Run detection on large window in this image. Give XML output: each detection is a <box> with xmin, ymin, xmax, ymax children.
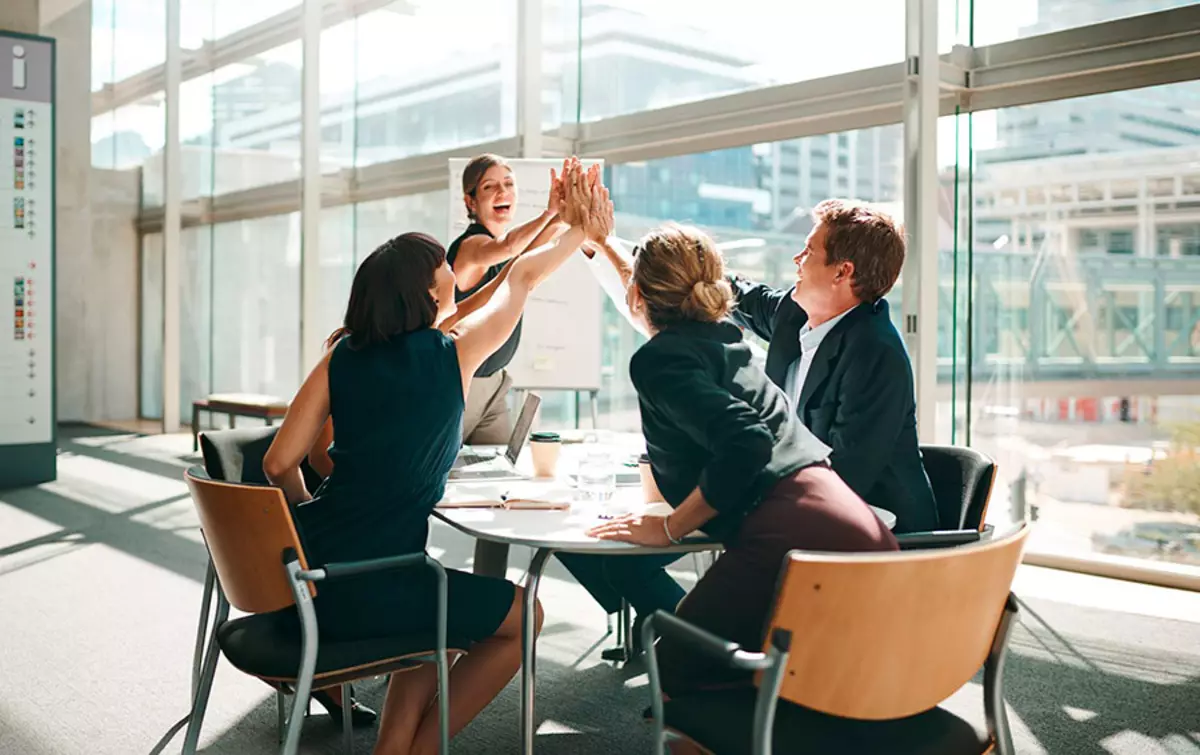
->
<box><xmin>545</xmin><ymin>0</ymin><xmax>907</xmax><ymax>126</ymax></box>
<box><xmin>117</xmin><ymin>0</ymin><xmax>1200</xmax><ymax>584</ymax></box>
<box><xmin>318</xmin><ymin>0</ymin><xmax>518</xmax><ymax>170</ymax></box>
<box><xmin>966</xmin><ymin>0</ymin><xmax>1199</xmax><ymax>46</ymax></box>
<box><xmin>92</xmin><ymin>0</ymin><xmax>166</xmax><ymax>91</ymax></box>
<box><xmin>210</xmin><ymin>215</ymin><xmax>302</xmax><ymax>401</ymax></box>
<box><xmin>600</xmin><ymin>127</ymin><xmax>904</xmax><ymax>430</ymax></box>
<box><xmin>182</xmin><ymin>0</ymin><xmax>301</xmax><ymax>48</ymax></box>
<box><xmin>939</xmin><ymin>82</ymin><xmax>1200</xmax><ymax>572</ymax></box>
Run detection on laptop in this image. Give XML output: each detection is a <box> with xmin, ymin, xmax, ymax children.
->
<box><xmin>449</xmin><ymin>392</ymin><xmax>542</xmax><ymax>481</ymax></box>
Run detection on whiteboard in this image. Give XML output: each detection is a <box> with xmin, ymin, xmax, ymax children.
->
<box><xmin>448</xmin><ymin>158</ymin><xmax>603</xmax><ymax>392</ymax></box>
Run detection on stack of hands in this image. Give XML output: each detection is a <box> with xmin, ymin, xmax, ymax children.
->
<box><xmin>549</xmin><ymin>157</ymin><xmax>615</xmax><ymax>246</ymax></box>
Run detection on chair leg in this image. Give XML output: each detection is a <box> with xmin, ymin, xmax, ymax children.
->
<box><xmin>283</xmin><ymin>561</ymin><xmax>320</xmax><ymax>755</ymax></box>
<box><xmin>192</xmin><ymin>560</ymin><xmax>215</xmax><ymax>697</ymax></box>
<box><xmin>181</xmin><ymin>592</ymin><xmax>229</xmax><ymax>755</ymax></box>
<box><xmin>985</xmin><ymin>595</ymin><xmax>1019</xmax><ymax>755</ymax></box>
<box><xmin>602</xmin><ymin>600</ymin><xmax>634</xmax><ymax>662</ymax></box>
<box><xmin>276</xmin><ymin>688</ymin><xmax>287</xmax><ymax>744</ymax></box>
<box><xmin>621</xmin><ymin>601</ymin><xmax>634</xmax><ymax>656</ymax></box>
<box><xmin>341</xmin><ymin>682</ymin><xmax>354</xmax><ymax>755</ymax></box>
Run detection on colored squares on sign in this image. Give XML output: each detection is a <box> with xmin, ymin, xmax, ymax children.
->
<box><xmin>14</xmin><ymin>109</ymin><xmax>24</xmax><ymax>128</ymax></box>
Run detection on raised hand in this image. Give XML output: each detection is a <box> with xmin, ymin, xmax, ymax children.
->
<box><xmin>546</xmin><ymin>159</ymin><xmax>567</xmax><ymax>216</ymax></box>
<box><xmin>558</xmin><ymin>157</ymin><xmax>588</xmax><ymax>227</ymax></box>
<box><xmin>582</xmin><ymin>183</ymin><xmax>613</xmax><ymax>243</ymax></box>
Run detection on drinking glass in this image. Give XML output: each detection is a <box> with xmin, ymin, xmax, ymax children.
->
<box><xmin>576</xmin><ymin>448</ymin><xmax>616</xmax><ymax>504</ymax></box>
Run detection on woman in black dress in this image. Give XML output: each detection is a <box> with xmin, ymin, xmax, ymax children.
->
<box><xmin>263</xmin><ymin>159</ymin><xmax>608</xmax><ymax>754</ymax></box>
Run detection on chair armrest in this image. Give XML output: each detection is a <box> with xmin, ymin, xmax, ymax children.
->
<box><xmin>642</xmin><ymin>611</ymin><xmax>792</xmax><ymax>755</ymax></box>
<box><xmin>895</xmin><ymin>529</ymin><xmax>982</xmax><ymax>550</ymax></box>
<box><xmin>644</xmin><ymin>611</ymin><xmax>788</xmax><ymax>671</ymax></box>
<box><xmin>285</xmin><ymin>550</ymin><xmax>438</xmax><ymax>583</ymax></box>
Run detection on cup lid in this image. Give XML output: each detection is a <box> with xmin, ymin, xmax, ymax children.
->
<box><xmin>530</xmin><ymin>431</ymin><xmax>561</xmax><ymax>442</ymax></box>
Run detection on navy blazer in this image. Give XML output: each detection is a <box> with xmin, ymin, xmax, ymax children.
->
<box><xmin>728</xmin><ymin>277</ymin><xmax>939</xmax><ymax>533</ymax></box>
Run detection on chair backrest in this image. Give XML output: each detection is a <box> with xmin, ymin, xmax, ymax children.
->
<box><xmin>920</xmin><ymin>444</ymin><xmax>997</xmax><ymax>531</ymax></box>
<box><xmin>200</xmin><ymin>426</ymin><xmax>279</xmax><ymax>483</ymax></box>
<box><xmin>184</xmin><ymin>466</ymin><xmax>314</xmax><ymax>614</ymax></box>
<box><xmin>200</xmin><ymin>425</ymin><xmax>324</xmax><ymax>491</ymax></box>
<box><xmin>764</xmin><ymin>522</ymin><xmax>1029</xmax><ymax>721</ymax></box>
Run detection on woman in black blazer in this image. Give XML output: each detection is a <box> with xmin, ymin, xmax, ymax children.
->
<box><xmin>584</xmin><ymin>224</ymin><xmax>898</xmax><ymax>694</ymax></box>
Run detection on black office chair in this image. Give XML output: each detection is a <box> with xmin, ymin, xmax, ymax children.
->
<box><xmin>199</xmin><ymin>425</ymin><xmax>324</xmax><ymax>491</ymax></box>
<box><xmin>895</xmin><ymin>445</ymin><xmax>997</xmax><ymax>551</ymax></box>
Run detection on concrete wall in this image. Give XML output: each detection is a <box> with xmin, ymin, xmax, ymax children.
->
<box><xmin>42</xmin><ymin>0</ymin><xmax>140</xmax><ymax>422</ymax></box>
<box><xmin>0</xmin><ymin>0</ymin><xmax>39</xmax><ymax>34</ymax></box>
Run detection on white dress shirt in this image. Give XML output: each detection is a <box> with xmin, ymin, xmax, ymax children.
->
<box><xmin>583</xmin><ymin>235</ymin><xmax>647</xmax><ymax>336</ymax></box>
<box><xmin>784</xmin><ymin>306</ymin><xmax>856</xmax><ymax>410</ymax></box>
<box><xmin>583</xmin><ymin>236</ymin><xmax>768</xmax><ymax>361</ymax></box>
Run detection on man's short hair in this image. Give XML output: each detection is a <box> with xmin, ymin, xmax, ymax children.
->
<box><xmin>812</xmin><ymin>199</ymin><xmax>906</xmax><ymax>302</ymax></box>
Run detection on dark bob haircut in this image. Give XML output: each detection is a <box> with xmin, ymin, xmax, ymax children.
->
<box><xmin>328</xmin><ymin>232</ymin><xmax>447</xmax><ymax>349</ymax></box>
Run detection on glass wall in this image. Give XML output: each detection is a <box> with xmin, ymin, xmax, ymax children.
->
<box><xmin>91</xmin><ymin>0</ymin><xmax>166</xmax><ymax>91</ymax></box>
<box><xmin>601</xmin><ymin>126</ymin><xmax>905</xmax><ymax>429</ymax></box>
<box><xmin>938</xmin><ymin>81</ymin><xmax>1200</xmax><ymax>569</ymax></box>
<box><xmin>210</xmin><ymin>214</ymin><xmax>302</xmax><ymax>400</ymax></box>
<box><xmin>545</xmin><ymin>0</ymin><xmax>906</xmax><ymax>126</ymax></box>
<box><xmin>111</xmin><ymin>0</ymin><xmax>1199</xmax><ymax>579</ymax></box>
<box><xmin>968</xmin><ymin>0</ymin><xmax>1198</xmax><ymax>46</ymax></box>
<box><xmin>318</xmin><ymin>0</ymin><xmax>518</xmax><ymax>170</ymax></box>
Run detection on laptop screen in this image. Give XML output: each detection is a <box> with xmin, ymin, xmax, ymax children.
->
<box><xmin>504</xmin><ymin>393</ymin><xmax>542</xmax><ymax>464</ymax></box>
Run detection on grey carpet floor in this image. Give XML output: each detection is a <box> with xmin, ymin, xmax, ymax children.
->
<box><xmin>0</xmin><ymin>424</ymin><xmax>1197</xmax><ymax>755</ymax></box>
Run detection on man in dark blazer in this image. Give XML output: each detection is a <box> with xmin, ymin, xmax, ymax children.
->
<box><xmin>728</xmin><ymin>199</ymin><xmax>939</xmax><ymax>533</ymax></box>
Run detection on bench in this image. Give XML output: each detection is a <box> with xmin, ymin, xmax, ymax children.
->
<box><xmin>192</xmin><ymin>393</ymin><xmax>289</xmax><ymax>451</ymax></box>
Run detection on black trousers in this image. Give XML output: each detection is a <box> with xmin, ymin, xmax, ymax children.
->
<box><xmin>556</xmin><ymin>552</ymin><xmax>687</xmax><ymax>617</ymax></box>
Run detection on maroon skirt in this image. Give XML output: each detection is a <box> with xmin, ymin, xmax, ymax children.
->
<box><xmin>658</xmin><ymin>463</ymin><xmax>898</xmax><ymax>696</ymax></box>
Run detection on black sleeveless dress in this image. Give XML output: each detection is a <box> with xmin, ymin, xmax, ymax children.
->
<box><xmin>447</xmin><ymin>222</ymin><xmax>521</xmax><ymax>377</ymax></box>
<box><xmin>293</xmin><ymin>329</ymin><xmax>515</xmax><ymax>641</ymax></box>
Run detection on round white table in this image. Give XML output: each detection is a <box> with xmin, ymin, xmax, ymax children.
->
<box><xmin>436</xmin><ymin>470</ymin><xmax>896</xmax><ymax>755</ymax></box>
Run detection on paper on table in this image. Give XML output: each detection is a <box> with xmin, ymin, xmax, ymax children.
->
<box><xmin>437</xmin><ymin>482</ymin><xmax>576</xmax><ymax>510</ymax></box>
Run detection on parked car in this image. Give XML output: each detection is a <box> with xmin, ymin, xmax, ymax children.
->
<box><xmin>1092</xmin><ymin>521</ymin><xmax>1200</xmax><ymax>564</ymax></box>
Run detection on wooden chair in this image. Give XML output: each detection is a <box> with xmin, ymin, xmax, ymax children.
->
<box><xmin>181</xmin><ymin>466</ymin><xmax>461</xmax><ymax>755</ymax></box>
<box><xmin>178</xmin><ymin>427</ymin><xmax>328</xmax><ymax>746</ymax></box>
<box><xmin>896</xmin><ymin>445</ymin><xmax>998</xmax><ymax>550</ymax></box>
<box><xmin>642</xmin><ymin>523</ymin><xmax>1030</xmax><ymax>755</ymax></box>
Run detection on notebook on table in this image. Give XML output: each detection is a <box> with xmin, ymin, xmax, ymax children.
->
<box><xmin>437</xmin><ymin>482</ymin><xmax>575</xmax><ymax>511</ymax></box>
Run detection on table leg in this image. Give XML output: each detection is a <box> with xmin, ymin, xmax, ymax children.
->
<box><xmin>521</xmin><ymin>548</ymin><xmax>553</xmax><ymax>755</ymax></box>
<box><xmin>472</xmin><ymin>540</ymin><xmax>511</xmax><ymax>578</ymax></box>
<box><xmin>192</xmin><ymin>405</ymin><xmax>200</xmax><ymax>452</ymax></box>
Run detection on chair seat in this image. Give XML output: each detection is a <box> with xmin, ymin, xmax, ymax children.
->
<box><xmin>664</xmin><ymin>687</ymin><xmax>991</xmax><ymax>755</ymax></box>
<box><xmin>217</xmin><ymin>608</ymin><xmax>470</xmax><ymax>681</ymax></box>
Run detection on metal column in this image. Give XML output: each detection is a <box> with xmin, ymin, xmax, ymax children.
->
<box><xmin>903</xmin><ymin>0</ymin><xmax>939</xmax><ymax>441</ymax></box>
<box><xmin>162</xmin><ymin>0</ymin><xmax>182</xmax><ymax>431</ymax></box>
<box><xmin>299</xmin><ymin>0</ymin><xmax>323</xmax><ymax>373</ymax></box>
<box><xmin>517</xmin><ymin>0</ymin><xmax>544</xmax><ymax>160</ymax></box>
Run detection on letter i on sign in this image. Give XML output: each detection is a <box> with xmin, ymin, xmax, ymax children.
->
<box><xmin>12</xmin><ymin>45</ymin><xmax>27</xmax><ymax>90</ymax></box>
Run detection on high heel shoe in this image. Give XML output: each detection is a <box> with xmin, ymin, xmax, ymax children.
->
<box><xmin>311</xmin><ymin>687</ymin><xmax>378</xmax><ymax>727</ymax></box>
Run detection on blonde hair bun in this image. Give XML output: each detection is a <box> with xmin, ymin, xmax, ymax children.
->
<box><xmin>680</xmin><ymin>279</ymin><xmax>732</xmax><ymax>322</ymax></box>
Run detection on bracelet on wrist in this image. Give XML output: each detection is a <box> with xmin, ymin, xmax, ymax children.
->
<box><xmin>662</xmin><ymin>516</ymin><xmax>683</xmax><ymax>545</ymax></box>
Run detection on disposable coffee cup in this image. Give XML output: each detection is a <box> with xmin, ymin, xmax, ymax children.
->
<box><xmin>529</xmin><ymin>431</ymin><xmax>562</xmax><ymax>478</ymax></box>
<box><xmin>638</xmin><ymin>453</ymin><xmax>663</xmax><ymax>502</ymax></box>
